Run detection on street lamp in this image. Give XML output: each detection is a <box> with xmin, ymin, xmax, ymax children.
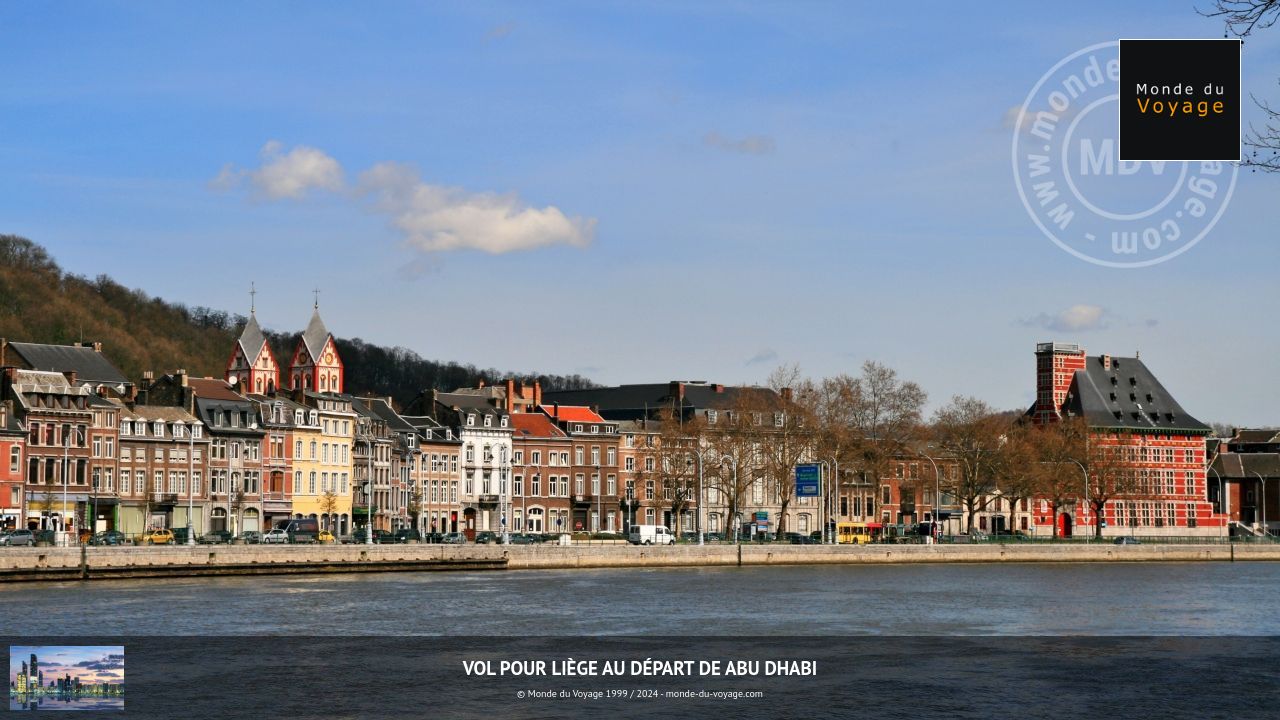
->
<box><xmin>62</xmin><ymin>425</ymin><xmax>86</xmax><ymax>546</ymax></box>
<box><xmin>186</xmin><ymin>423</ymin><xmax>197</xmax><ymax>545</ymax></box>
<box><xmin>920</xmin><ymin>452</ymin><xmax>941</xmax><ymax>543</ymax></box>
<box><xmin>1252</xmin><ymin>471</ymin><xmax>1268</xmax><ymax>539</ymax></box>
<box><xmin>362</xmin><ymin>480</ymin><xmax>373</xmax><ymax>545</ymax></box>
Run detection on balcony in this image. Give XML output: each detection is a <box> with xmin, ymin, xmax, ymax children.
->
<box><xmin>478</xmin><ymin>494</ymin><xmax>500</xmax><ymax>506</ymax></box>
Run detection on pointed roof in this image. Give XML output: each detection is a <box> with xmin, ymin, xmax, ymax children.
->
<box><xmin>236</xmin><ymin>313</ymin><xmax>269</xmax><ymax>361</ymax></box>
<box><xmin>300</xmin><ymin>308</ymin><xmax>331</xmax><ymax>361</ymax></box>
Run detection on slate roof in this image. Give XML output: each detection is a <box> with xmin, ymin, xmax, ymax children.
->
<box><xmin>352</xmin><ymin>396</ymin><xmax>415</xmax><ymax>433</ymax></box>
<box><xmin>6</xmin><ymin>342</ymin><xmax>129</xmax><ymax>386</ymax></box>
<box><xmin>542</xmin><ymin>382</ymin><xmax>783</xmax><ymax>420</ymax></box>
<box><xmin>1059</xmin><ymin>355</ymin><xmax>1210</xmax><ymax>434</ymax></box>
<box><xmin>435</xmin><ymin>392</ymin><xmax>508</xmax><ymax>416</ymax></box>
<box><xmin>236</xmin><ymin>313</ymin><xmax>270</xmax><ymax>361</ymax></box>
<box><xmin>1212</xmin><ymin>452</ymin><xmax>1280</xmax><ymax>479</ymax></box>
<box><xmin>1233</xmin><ymin>429</ymin><xmax>1280</xmax><ymax>445</ymax></box>
<box><xmin>300</xmin><ymin>308</ymin><xmax>331</xmax><ymax>361</ymax></box>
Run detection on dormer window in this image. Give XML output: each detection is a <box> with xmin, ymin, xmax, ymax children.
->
<box><xmin>707</xmin><ymin>410</ymin><xmax>717</xmax><ymax>424</ymax></box>
<box><xmin>120</xmin><ymin>421</ymin><xmax>132</xmax><ymax>436</ymax></box>
<box><xmin>192</xmin><ymin>425</ymin><xmax>203</xmax><ymax>439</ymax></box>
<box><xmin>173</xmin><ymin>423</ymin><xmax>185</xmax><ymax>438</ymax></box>
<box><xmin>309</xmin><ymin>412</ymin><xmax>318</xmax><ymax>425</ymax></box>
<box><xmin>153</xmin><ymin>421</ymin><xmax>165</xmax><ymax>436</ymax></box>
<box><xmin>500</xmin><ymin>417</ymin><xmax>507</xmax><ymax>428</ymax></box>
<box><xmin>590</xmin><ymin>425</ymin><xmax>598</xmax><ymax>434</ymax></box>
<box><xmin>468</xmin><ymin>414</ymin><xmax>476</xmax><ymax>426</ymax></box>
<box><xmin>484</xmin><ymin>415</ymin><xmax>492</xmax><ymax>427</ymax></box>
<box><xmin>774</xmin><ymin>412</ymin><xmax>784</xmax><ymax>427</ymax></box>
<box><xmin>136</xmin><ymin>422</ymin><xmax>147</xmax><ymax>436</ymax></box>
<box><xmin>574</xmin><ymin>424</ymin><xmax>583</xmax><ymax>433</ymax></box>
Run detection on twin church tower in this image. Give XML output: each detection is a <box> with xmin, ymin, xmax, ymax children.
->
<box><xmin>224</xmin><ymin>289</ymin><xmax>344</xmax><ymax>396</ymax></box>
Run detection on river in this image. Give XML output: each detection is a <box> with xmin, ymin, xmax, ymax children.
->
<box><xmin>2</xmin><ymin>562</ymin><xmax>1275</xmax><ymax>635</ymax></box>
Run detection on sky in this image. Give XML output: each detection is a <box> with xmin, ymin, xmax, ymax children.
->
<box><xmin>9</xmin><ymin>646</ymin><xmax>124</xmax><ymax>686</ymax></box>
<box><xmin>2</xmin><ymin>1</ymin><xmax>1277</xmax><ymax>426</ymax></box>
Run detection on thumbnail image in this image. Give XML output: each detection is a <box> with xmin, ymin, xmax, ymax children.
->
<box><xmin>9</xmin><ymin>646</ymin><xmax>124</xmax><ymax>712</ymax></box>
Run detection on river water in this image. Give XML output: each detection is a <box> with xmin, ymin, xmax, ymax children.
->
<box><xmin>2</xmin><ymin>562</ymin><xmax>1276</xmax><ymax>636</ymax></box>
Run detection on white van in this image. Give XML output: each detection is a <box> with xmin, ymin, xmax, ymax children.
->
<box><xmin>629</xmin><ymin>524</ymin><xmax>676</xmax><ymax>546</ymax></box>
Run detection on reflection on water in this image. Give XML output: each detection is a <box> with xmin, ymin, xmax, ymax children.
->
<box><xmin>9</xmin><ymin>694</ymin><xmax>125</xmax><ymax>711</ymax></box>
<box><xmin>2</xmin><ymin>562</ymin><xmax>1278</xmax><ymax>636</ymax></box>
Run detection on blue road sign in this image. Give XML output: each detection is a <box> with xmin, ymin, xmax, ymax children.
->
<box><xmin>795</xmin><ymin>463</ymin><xmax>821</xmax><ymax>497</ymax></box>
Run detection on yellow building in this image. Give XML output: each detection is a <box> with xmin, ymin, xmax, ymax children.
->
<box><xmin>290</xmin><ymin>392</ymin><xmax>356</xmax><ymax>535</ymax></box>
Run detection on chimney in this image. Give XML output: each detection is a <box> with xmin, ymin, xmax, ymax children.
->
<box><xmin>505</xmin><ymin>379</ymin><xmax>516</xmax><ymax>414</ymax></box>
<box><xmin>669</xmin><ymin>381</ymin><xmax>685</xmax><ymax>404</ymax></box>
<box><xmin>176</xmin><ymin>369</ymin><xmax>188</xmax><ymax>388</ymax></box>
<box><xmin>533</xmin><ymin>380</ymin><xmax>542</xmax><ymax>407</ymax></box>
<box><xmin>0</xmin><ymin>337</ymin><xmax>6</xmax><ymax>366</ymax></box>
<box><xmin>92</xmin><ymin>342</ymin><xmax>103</xmax><ymax>353</ymax></box>
<box><xmin>63</xmin><ymin>370</ymin><xmax>77</xmax><ymax>386</ymax></box>
<box><xmin>478</xmin><ymin>379</ymin><xmax>485</xmax><ymax>389</ymax></box>
<box><xmin>552</xmin><ymin>402</ymin><xmax>559</xmax><ymax>420</ymax></box>
<box><xmin>713</xmin><ymin>384</ymin><xmax>724</xmax><ymax>393</ymax></box>
<box><xmin>781</xmin><ymin>387</ymin><xmax>793</xmax><ymax>402</ymax></box>
<box><xmin>1102</xmin><ymin>354</ymin><xmax>1112</xmax><ymax>370</ymax></box>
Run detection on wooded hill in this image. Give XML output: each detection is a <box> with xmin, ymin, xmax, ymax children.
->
<box><xmin>0</xmin><ymin>234</ymin><xmax>596</xmax><ymax>404</ymax></box>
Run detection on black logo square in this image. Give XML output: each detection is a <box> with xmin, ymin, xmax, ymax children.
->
<box><xmin>1119</xmin><ymin>39</ymin><xmax>1241</xmax><ymax>161</ymax></box>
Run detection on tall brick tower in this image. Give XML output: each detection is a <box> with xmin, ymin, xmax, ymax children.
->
<box><xmin>1032</xmin><ymin>341</ymin><xmax>1086</xmax><ymax>424</ymax></box>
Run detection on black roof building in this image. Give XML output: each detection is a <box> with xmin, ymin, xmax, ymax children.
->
<box><xmin>1</xmin><ymin>340</ymin><xmax>130</xmax><ymax>391</ymax></box>
<box><xmin>542</xmin><ymin>381</ymin><xmax>786</xmax><ymax>422</ymax></box>
<box><xmin>1046</xmin><ymin>354</ymin><xmax>1210</xmax><ymax>435</ymax></box>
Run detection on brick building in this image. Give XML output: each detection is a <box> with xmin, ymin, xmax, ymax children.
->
<box><xmin>1029</xmin><ymin>342</ymin><xmax>1219</xmax><ymax>537</ymax></box>
<box><xmin>0</xmin><ymin>400</ymin><xmax>25</xmax><ymax>531</ymax></box>
<box><xmin>509</xmin><ymin>411</ymin><xmax>571</xmax><ymax>534</ymax></box>
<box><xmin>539</xmin><ymin>405</ymin><xmax>621</xmax><ymax>533</ymax></box>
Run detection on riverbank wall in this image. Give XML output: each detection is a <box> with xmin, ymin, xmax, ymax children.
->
<box><xmin>1</xmin><ymin>542</ymin><xmax>1279</xmax><ymax>582</ymax></box>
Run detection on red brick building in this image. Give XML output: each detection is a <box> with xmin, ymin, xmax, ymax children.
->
<box><xmin>1029</xmin><ymin>342</ymin><xmax>1220</xmax><ymax>537</ymax></box>
<box><xmin>0</xmin><ymin>400</ymin><xmax>24</xmax><ymax>531</ymax></box>
<box><xmin>539</xmin><ymin>405</ymin><xmax>622</xmax><ymax>533</ymax></box>
<box><xmin>509</xmin><ymin>412</ymin><xmax>571</xmax><ymax>534</ymax></box>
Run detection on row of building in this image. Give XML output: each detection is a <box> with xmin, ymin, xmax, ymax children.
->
<box><xmin>0</xmin><ymin>304</ymin><xmax>1275</xmax><ymax>540</ymax></box>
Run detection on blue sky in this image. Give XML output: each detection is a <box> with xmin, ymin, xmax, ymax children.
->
<box><xmin>2</xmin><ymin>1</ymin><xmax>1277</xmax><ymax>425</ymax></box>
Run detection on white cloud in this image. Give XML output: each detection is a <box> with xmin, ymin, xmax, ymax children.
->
<box><xmin>703</xmin><ymin>131</ymin><xmax>776</xmax><ymax>155</ymax></box>
<box><xmin>213</xmin><ymin>144</ymin><xmax>595</xmax><ymax>255</ymax></box>
<box><xmin>1021</xmin><ymin>304</ymin><xmax>1109</xmax><ymax>332</ymax></box>
<box><xmin>209</xmin><ymin>140</ymin><xmax>344</xmax><ymax>200</ymax></box>
<box><xmin>358</xmin><ymin>162</ymin><xmax>596</xmax><ymax>254</ymax></box>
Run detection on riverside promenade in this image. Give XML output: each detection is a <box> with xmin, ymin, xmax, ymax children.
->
<box><xmin>1</xmin><ymin>542</ymin><xmax>1278</xmax><ymax>582</ymax></box>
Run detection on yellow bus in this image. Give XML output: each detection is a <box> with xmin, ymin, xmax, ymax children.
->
<box><xmin>836</xmin><ymin>522</ymin><xmax>883</xmax><ymax>544</ymax></box>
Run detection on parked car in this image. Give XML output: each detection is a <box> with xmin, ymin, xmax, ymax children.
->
<box><xmin>441</xmin><ymin>532</ymin><xmax>467</xmax><ymax>544</ymax></box>
<box><xmin>508</xmin><ymin>533</ymin><xmax>540</xmax><ymax>545</ymax></box>
<box><xmin>317</xmin><ymin>530</ymin><xmax>336</xmax><ymax>544</ymax></box>
<box><xmin>261</xmin><ymin>528</ymin><xmax>291</xmax><ymax>544</ymax></box>
<box><xmin>350</xmin><ymin>528</ymin><xmax>394</xmax><ymax>544</ymax></box>
<box><xmin>474</xmin><ymin>531</ymin><xmax>499</xmax><ymax>544</ymax></box>
<box><xmin>1114</xmin><ymin>536</ymin><xmax>1141</xmax><ymax>545</ymax></box>
<box><xmin>421</xmin><ymin>532</ymin><xmax>443</xmax><ymax>544</ymax></box>
<box><xmin>0</xmin><ymin>529</ymin><xmax>35</xmax><ymax>546</ymax></box>
<box><xmin>238</xmin><ymin>530</ymin><xmax>263</xmax><ymax>544</ymax></box>
<box><xmin>277</xmin><ymin>518</ymin><xmax>319</xmax><ymax>543</ymax></box>
<box><xmin>784</xmin><ymin>532</ymin><xmax>816</xmax><ymax>545</ymax></box>
<box><xmin>144</xmin><ymin>528</ymin><xmax>175</xmax><ymax>545</ymax></box>
<box><xmin>393</xmin><ymin>529</ymin><xmax>422</xmax><ymax>543</ymax></box>
<box><xmin>199</xmin><ymin>530</ymin><xmax>233</xmax><ymax>545</ymax></box>
<box><xmin>89</xmin><ymin>530</ymin><xmax>127</xmax><ymax>546</ymax></box>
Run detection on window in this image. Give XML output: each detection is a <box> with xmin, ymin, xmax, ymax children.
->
<box><xmin>309</xmin><ymin>472</ymin><xmax>317</xmax><ymax>495</ymax></box>
<box><xmin>10</xmin><ymin>447</ymin><xmax>19</xmax><ymax>473</ymax></box>
<box><xmin>607</xmin><ymin>474</ymin><xmax>616</xmax><ymax>495</ymax></box>
<box><xmin>607</xmin><ymin>448</ymin><xmax>616</xmax><ymax>466</ymax></box>
<box><xmin>532</xmin><ymin>475</ymin><xmax>541</xmax><ymax>496</ymax></box>
<box><xmin>625</xmin><ymin>457</ymin><xmax>635</xmax><ymax>471</ymax></box>
<box><xmin>531</xmin><ymin>451</ymin><xmax>541</xmax><ymax>466</ymax></box>
<box><xmin>575</xmin><ymin>474</ymin><xmax>585</xmax><ymax>495</ymax></box>
<box><xmin>575</xmin><ymin>447</ymin><xmax>584</xmax><ymax>465</ymax></box>
<box><xmin>483</xmin><ymin>415</ymin><xmax>492</xmax><ymax>427</ymax></box>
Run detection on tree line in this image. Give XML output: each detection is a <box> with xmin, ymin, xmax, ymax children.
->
<box><xmin>634</xmin><ymin>362</ymin><xmax>1154</xmax><ymax>540</ymax></box>
<box><xmin>0</xmin><ymin>234</ymin><xmax>597</xmax><ymax>406</ymax></box>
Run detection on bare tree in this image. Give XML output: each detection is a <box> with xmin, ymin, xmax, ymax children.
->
<box><xmin>1078</xmin><ymin>427</ymin><xmax>1140</xmax><ymax>539</ymax></box>
<box><xmin>704</xmin><ymin>394</ymin><xmax>764</xmax><ymax>543</ymax></box>
<box><xmin>932</xmin><ymin>396</ymin><xmax>1004</xmax><ymax>533</ymax></box>
<box><xmin>1200</xmin><ymin>0</ymin><xmax>1280</xmax><ymax>170</ymax></box>
<box><xmin>839</xmin><ymin>362</ymin><xmax>928</xmax><ymax>522</ymax></box>
<box><xmin>990</xmin><ymin>422</ymin><xmax>1039</xmax><ymax>535</ymax></box>
<box><xmin>753</xmin><ymin>365</ymin><xmax>814</xmax><ymax>536</ymax></box>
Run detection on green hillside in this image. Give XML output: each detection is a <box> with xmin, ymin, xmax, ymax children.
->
<box><xmin>0</xmin><ymin>234</ymin><xmax>595</xmax><ymax>404</ymax></box>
